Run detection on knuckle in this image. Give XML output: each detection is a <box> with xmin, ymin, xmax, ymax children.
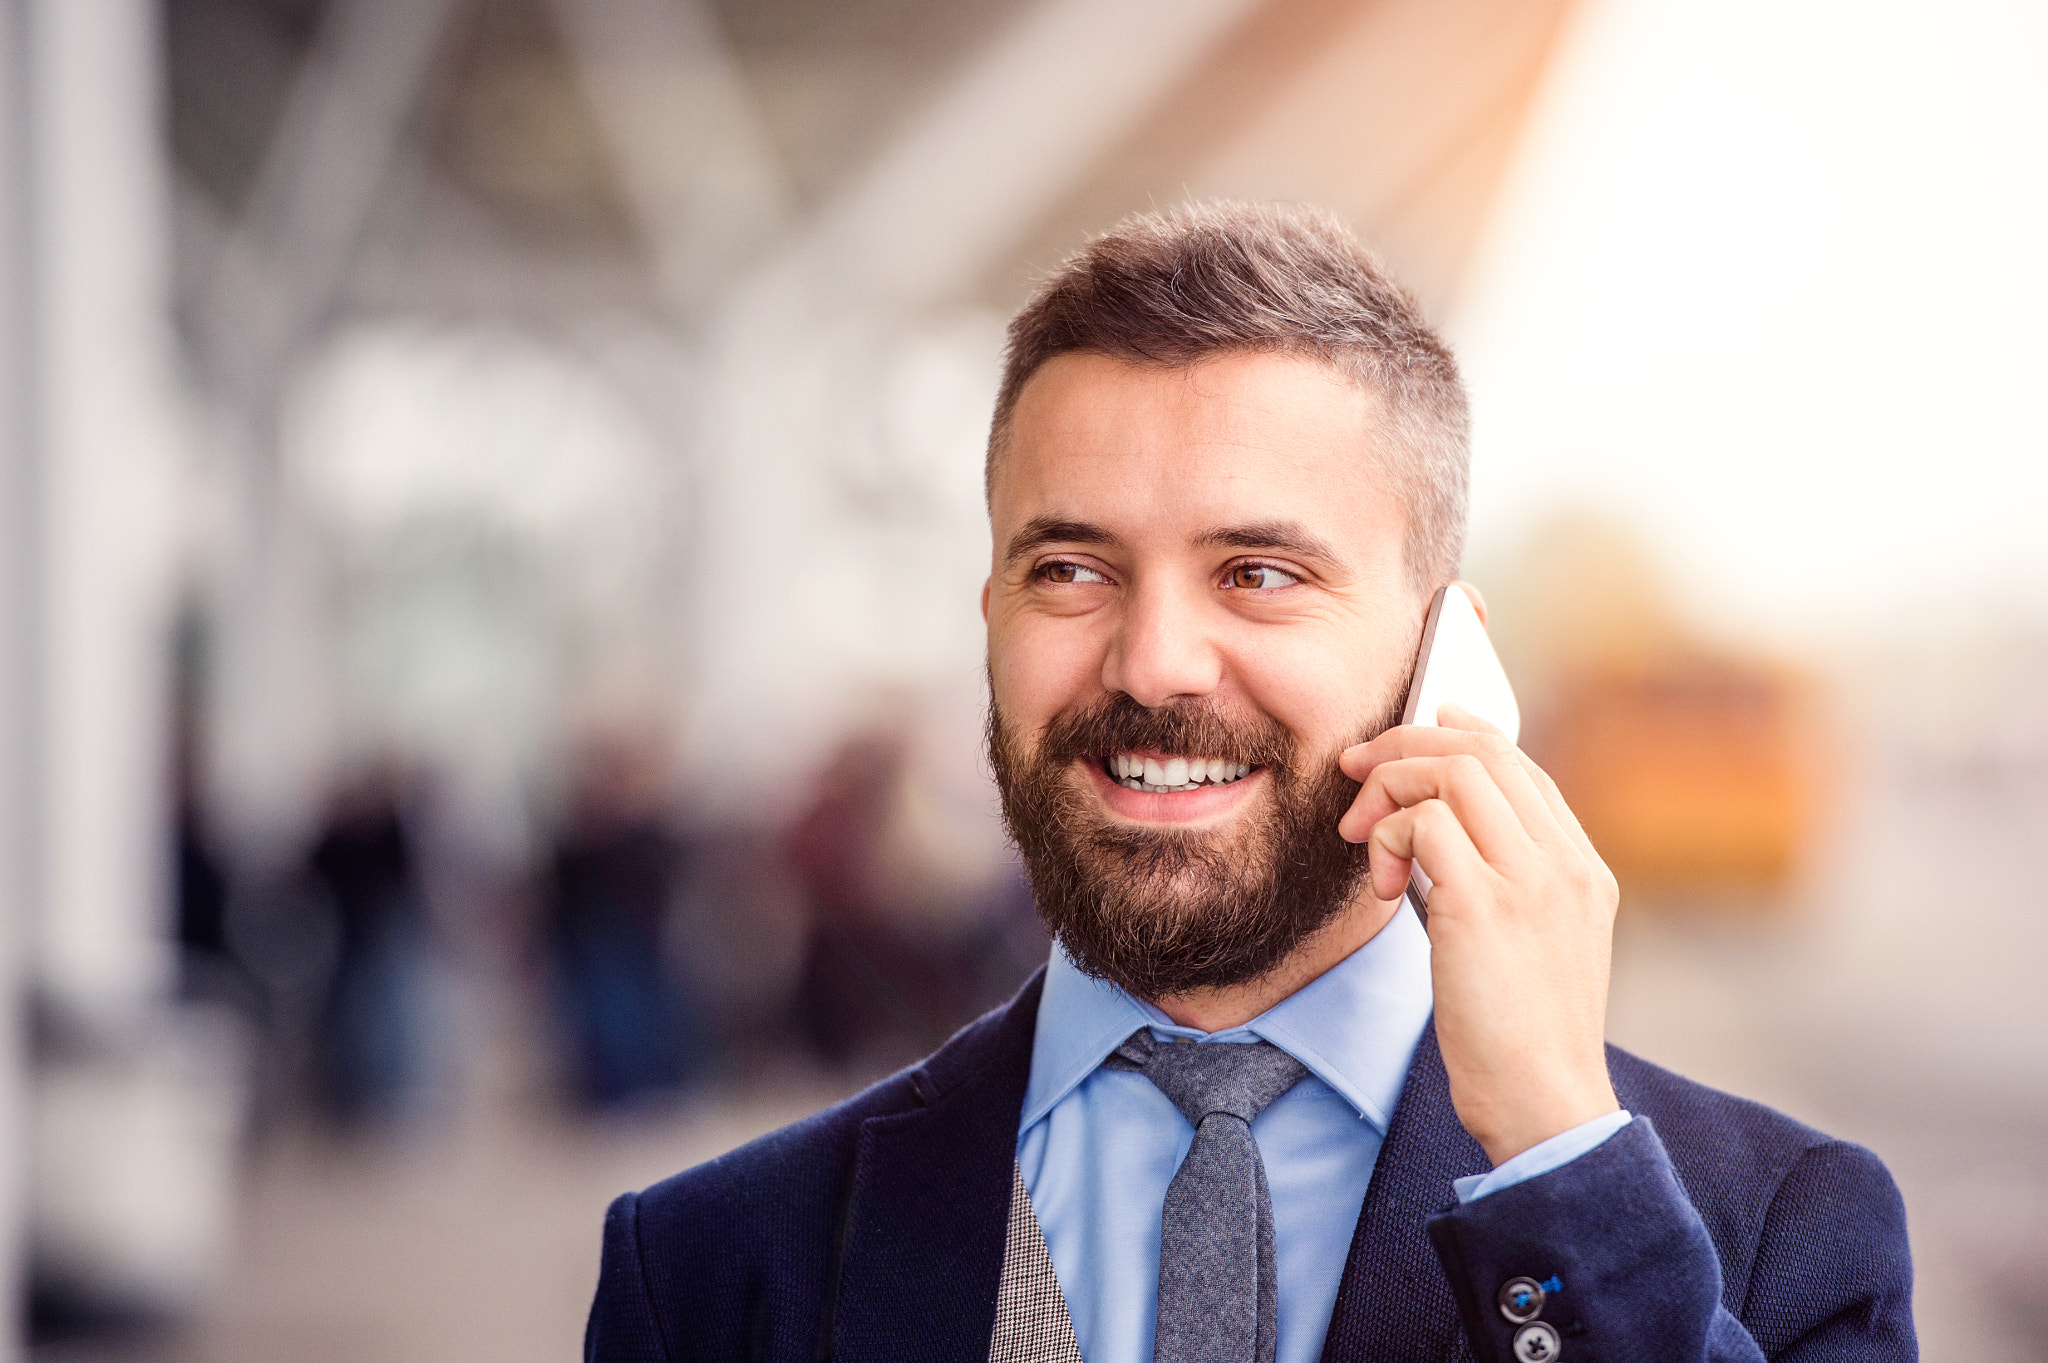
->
<box><xmin>1475</xmin><ymin>732</ymin><xmax>1514</xmax><ymax>761</ymax></box>
<box><xmin>1563</xmin><ymin>854</ymin><xmax>1619</xmax><ymax>907</ymax></box>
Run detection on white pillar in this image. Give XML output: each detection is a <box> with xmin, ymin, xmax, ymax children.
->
<box><xmin>0</xmin><ymin>1</ymin><xmax>36</xmax><ymax>1351</ymax></box>
<box><xmin>19</xmin><ymin>1</ymin><xmax>248</xmax><ymax>1320</ymax></box>
<box><xmin>29</xmin><ymin>0</ymin><xmax>178</xmax><ymax>1023</ymax></box>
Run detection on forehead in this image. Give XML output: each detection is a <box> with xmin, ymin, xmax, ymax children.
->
<box><xmin>992</xmin><ymin>350</ymin><xmax>1403</xmax><ymax>546</ymax></box>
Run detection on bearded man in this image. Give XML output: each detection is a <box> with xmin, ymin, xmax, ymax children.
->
<box><xmin>584</xmin><ymin>203</ymin><xmax>1914</xmax><ymax>1363</ymax></box>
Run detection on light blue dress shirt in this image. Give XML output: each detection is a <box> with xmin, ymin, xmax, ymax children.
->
<box><xmin>1017</xmin><ymin>907</ymin><xmax>1633</xmax><ymax>1363</ymax></box>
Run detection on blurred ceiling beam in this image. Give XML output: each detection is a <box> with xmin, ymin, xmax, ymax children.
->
<box><xmin>992</xmin><ymin>0</ymin><xmax>1577</xmax><ymax>316</ymax></box>
<box><xmin>188</xmin><ymin>0</ymin><xmax>463</xmax><ymax>859</ymax></box>
<box><xmin>546</xmin><ymin>0</ymin><xmax>789</xmax><ymax>313</ymax></box>
<box><xmin>195</xmin><ymin>0</ymin><xmax>462</xmax><ymax>412</ymax></box>
<box><xmin>741</xmin><ymin>0</ymin><xmax>1267</xmax><ymax>314</ymax></box>
<box><xmin>176</xmin><ymin>0</ymin><xmax>1579</xmax><ymax>353</ymax></box>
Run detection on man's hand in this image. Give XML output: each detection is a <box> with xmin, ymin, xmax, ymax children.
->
<box><xmin>1338</xmin><ymin>704</ymin><xmax>1620</xmax><ymax>1167</ymax></box>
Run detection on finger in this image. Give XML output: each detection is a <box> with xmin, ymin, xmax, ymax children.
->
<box><xmin>1434</xmin><ymin>700</ymin><xmax>1503</xmax><ymax>738</ymax></box>
<box><xmin>1430</xmin><ymin>706</ymin><xmax>1602</xmax><ymax>866</ymax></box>
<box><xmin>1440</xmin><ymin>706</ymin><xmax>1571</xmax><ymax>841</ymax></box>
<box><xmin>1368</xmin><ymin>799</ymin><xmax>1488</xmax><ymax>901</ymax></box>
<box><xmin>1422</xmin><ymin>710</ymin><xmax>1609</xmax><ymax>876</ymax></box>
<box><xmin>1342</xmin><ymin>719</ymin><xmax>1521</xmax><ymax>771</ymax></box>
<box><xmin>1343</xmin><ymin>724</ymin><xmax>1560</xmax><ymax>842</ymax></box>
<box><xmin>1365</xmin><ymin>828</ymin><xmax>1410</xmax><ymax>901</ymax></box>
<box><xmin>1518</xmin><ymin>755</ymin><xmax>1604</xmax><ymax>868</ymax></box>
<box><xmin>1338</xmin><ymin>754</ymin><xmax>1530</xmax><ymax>869</ymax></box>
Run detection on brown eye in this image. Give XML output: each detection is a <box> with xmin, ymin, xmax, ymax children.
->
<box><xmin>1039</xmin><ymin>561</ymin><xmax>1109</xmax><ymax>586</ymax></box>
<box><xmin>1227</xmin><ymin>564</ymin><xmax>1301</xmax><ymax>590</ymax></box>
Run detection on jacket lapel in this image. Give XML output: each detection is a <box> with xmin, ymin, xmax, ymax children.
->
<box><xmin>1319</xmin><ymin>1018</ymin><xmax>1489</xmax><ymax>1362</ymax></box>
<box><xmin>830</xmin><ymin>970</ymin><xmax>1044</xmax><ymax>1362</ymax></box>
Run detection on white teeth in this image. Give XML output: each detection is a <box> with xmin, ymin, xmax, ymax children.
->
<box><xmin>1108</xmin><ymin>753</ymin><xmax>1254</xmax><ymax>791</ymax></box>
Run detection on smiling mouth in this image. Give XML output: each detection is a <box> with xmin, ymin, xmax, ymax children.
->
<box><xmin>1101</xmin><ymin>753</ymin><xmax>1258</xmax><ymax>794</ymax></box>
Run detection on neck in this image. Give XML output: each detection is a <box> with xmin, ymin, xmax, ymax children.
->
<box><xmin>1147</xmin><ymin>893</ymin><xmax>1405</xmax><ymax>1033</ymax></box>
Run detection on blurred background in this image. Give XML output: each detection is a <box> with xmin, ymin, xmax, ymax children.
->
<box><xmin>0</xmin><ymin>0</ymin><xmax>2044</xmax><ymax>1358</ymax></box>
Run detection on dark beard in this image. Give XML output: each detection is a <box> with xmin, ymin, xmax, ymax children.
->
<box><xmin>987</xmin><ymin>688</ymin><xmax>1403</xmax><ymax>1001</ymax></box>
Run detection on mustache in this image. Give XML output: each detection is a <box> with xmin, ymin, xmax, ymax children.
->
<box><xmin>1036</xmin><ymin>693</ymin><xmax>1298</xmax><ymax>774</ymax></box>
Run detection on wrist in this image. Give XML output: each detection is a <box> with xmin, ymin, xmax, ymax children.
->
<box><xmin>1470</xmin><ymin>1086</ymin><xmax>1621</xmax><ymax>1168</ymax></box>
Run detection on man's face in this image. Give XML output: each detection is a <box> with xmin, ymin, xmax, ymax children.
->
<box><xmin>984</xmin><ymin>350</ymin><xmax>1429</xmax><ymax>999</ymax></box>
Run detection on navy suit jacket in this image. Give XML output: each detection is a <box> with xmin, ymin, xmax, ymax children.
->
<box><xmin>586</xmin><ymin>970</ymin><xmax>1914</xmax><ymax>1361</ymax></box>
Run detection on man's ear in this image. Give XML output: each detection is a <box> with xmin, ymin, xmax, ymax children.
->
<box><xmin>1454</xmin><ymin>579</ymin><xmax>1488</xmax><ymax>626</ymax></box>
<box><xmin>980</xmin><ymin>577</ymin><xmax>992</xmax><ymax>622</ymax></box>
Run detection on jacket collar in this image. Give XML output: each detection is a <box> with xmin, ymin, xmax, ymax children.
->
<box><xmin>1318</xmin><ymin>1017</ymin><xmax>1489</xmax><ymax>1361</ymax></box>
<box><xmin>826</xmin><ymin>973</ymin><xmax>1487</xmax><ymax>1362</ymax></box>
<box><xmin>829</xmin><ymin>969</ymin><xmax>1044</xmax><ymax>1362</ymax></box>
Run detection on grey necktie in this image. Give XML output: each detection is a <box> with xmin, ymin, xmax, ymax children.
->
<box><xmin>1106</xmin><ymin>1030</ymin><xmax>1309</xmax><ymax>1363</ymax></box>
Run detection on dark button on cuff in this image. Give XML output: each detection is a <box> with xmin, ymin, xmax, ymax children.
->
<box><xmin>1498</xmin><ymin>1276</ymin><xmax>1545</xmax><ymax>1324</ymax></box>
<box><xmin>1513</xmin><ymin>1321</ymin><xmax>1562</xmax><ymax>1362</ymax></box>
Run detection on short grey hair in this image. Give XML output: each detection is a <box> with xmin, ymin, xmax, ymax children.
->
<box><xmin>989</xmin><ymin>200</ymin><xmax>1469</xmax><ymax>589</ymax></box>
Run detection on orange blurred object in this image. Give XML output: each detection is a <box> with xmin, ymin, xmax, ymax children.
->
<box><xmin>1537</xmin><ymin>657</ymin><xmax>1823</xmax><ymax>895</ymax></box>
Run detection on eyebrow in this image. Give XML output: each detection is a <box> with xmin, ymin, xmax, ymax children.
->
<box><xmin>1003</xmin><ymin>516</ymin><xmax>1125</xmax><ymax>566</ymax></box>
<box><xmin>1194</xmin><ymin>520</ymin><xmax>1347</xmax><ymax>568</ymax></box>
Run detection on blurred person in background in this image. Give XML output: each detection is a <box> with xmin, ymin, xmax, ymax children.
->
<box><xmin>307</xmin><ymin>760</ymin><xmax>432</xmax><ymax>1125</ymax></box>
<box><xmin>543</xmin><ymin>729</ymin><xmax>706</xmax><ymax>1110</ymax></box>
<box><xmin>785</xmin><ymin>719</ymin><xmax>989</xmax><ymax>1067</ymax></box>
<box><xmin>171</xmin><ymin>613</ymin><xmax>267</xmax><ymax>1026</ymax></box>
<box><xmin>586</xmin><ymin>204</ymin><xmax>1913</xmax><ymax>1361</ymax></box>
<box><xmin>173</xmin><ymin>703</ymin><xmax>263</xmax><ymax>1024</ymax></box>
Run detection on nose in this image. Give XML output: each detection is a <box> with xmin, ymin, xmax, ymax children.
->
<box><xmin>1101</xmin><ymin>576</ymin><xmax>1223</xmax><ymax>708</ymax></box>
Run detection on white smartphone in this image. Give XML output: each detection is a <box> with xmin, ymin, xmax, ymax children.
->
<box><xmin>1396</xmin><ymin>585</ymin><xmax>1520</xmax><ymax>917</ymax></box>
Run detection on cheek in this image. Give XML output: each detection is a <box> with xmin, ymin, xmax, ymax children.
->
<box><xmin>1225</xmin><ymin>623</ymin><xmax>1410</xmax><ymax>747</ymax></box>
<box><xmin>989</xmin><ymin>608</ymin><xmax>1110</xmax><ymax>733</ymax></box>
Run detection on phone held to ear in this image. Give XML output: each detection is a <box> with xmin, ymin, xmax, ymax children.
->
<box><xmin>1398</xmin><ymin>585</ymin><xmax>1520</xmax><ymax>919</ymax></box>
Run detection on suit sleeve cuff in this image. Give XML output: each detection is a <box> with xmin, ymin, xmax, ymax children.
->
<box><xmin>1453</xmin><ymin>1110</ymin><xmax>1633</xmax><ymax>1204</ymax></box>
<box><xmin>1426</xmin><ymin>1117</ymin><xmax>1730</xmax><ymax>1362</ymax></box>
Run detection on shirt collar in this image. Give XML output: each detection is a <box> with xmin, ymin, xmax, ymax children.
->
<box><xmin>1020</xmin><ymin>905</ymin><xmax>1434</xmax><ymax>1135</ymax></box>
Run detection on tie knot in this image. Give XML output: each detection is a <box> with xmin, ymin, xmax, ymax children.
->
<box><xmin>1105</xmin><ymin>1031</ymin><xmax>1308</xmax><ymax>1129</ymax></box>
